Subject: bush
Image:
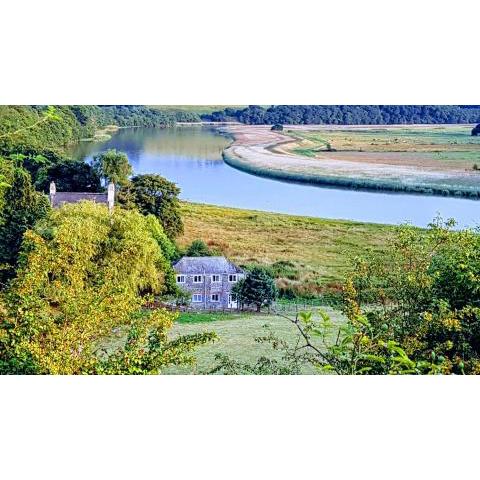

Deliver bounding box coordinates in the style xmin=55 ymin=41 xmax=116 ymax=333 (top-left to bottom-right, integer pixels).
xmin=233 ymin=266 xmax=278 ymax=312
xmin=185 ymin=239 xmax=212 ymax=257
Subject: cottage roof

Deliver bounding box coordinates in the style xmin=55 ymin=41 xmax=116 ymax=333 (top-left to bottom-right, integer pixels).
xmin=51 ymin=192 xmax=108 ymax=208
xmin=173 ymin=256 xmax=244 ymax=275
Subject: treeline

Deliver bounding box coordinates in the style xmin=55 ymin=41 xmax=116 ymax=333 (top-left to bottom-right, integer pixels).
xmin=0 ymin=105 xmax=198 ymax=159
xmin=202 ymin=105 xmax=480 ymax=125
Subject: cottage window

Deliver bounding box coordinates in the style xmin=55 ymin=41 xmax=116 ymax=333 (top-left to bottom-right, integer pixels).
xmin=228 ymin=274 xmax=237 ymax=282
xmin=192 ymin=294 xmax=203 ymax=302
xmin=193 ymin=275 xmax=203 ymax=283
xmin=176 ymin=275 xmax=185 ymax=284
xmin=211 ymin=293 xmax=219 ymax=302
xmin=211 ymin=274 xmax=221 ymax=283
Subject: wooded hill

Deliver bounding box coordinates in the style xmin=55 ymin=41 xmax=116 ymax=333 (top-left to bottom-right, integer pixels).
xmin=202 ymin=105 xmax=480 ymax=125
xmin=0 ymin=105 xmax=199 ymax=159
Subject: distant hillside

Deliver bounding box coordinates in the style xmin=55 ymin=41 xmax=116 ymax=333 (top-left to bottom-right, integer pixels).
xmin=201 ymin=105 xmax=480 ymax=125
xmin=0 ymin=105 xmax=189 ymax=158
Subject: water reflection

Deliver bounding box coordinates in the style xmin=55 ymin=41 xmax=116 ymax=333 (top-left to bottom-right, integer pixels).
xmin=70 ymin=126 xmax=479 ymax=229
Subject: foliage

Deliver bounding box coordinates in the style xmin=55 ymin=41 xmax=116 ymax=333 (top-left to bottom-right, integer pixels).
xmin=0 ymin=105 xmax=180 ymax=160
xmin=233 ymin=266 xmax=278 ymax=312
xmin=212 ymin=218 xmax=480 ymax=375
xmin=185 ymin=239 xmax=212 ymax=257
xmin=0 ymin=166 xmax=50 ymax=285
xmin=119 ymin=174 xmax=184 ymax=239
xmin=92 ymin=149 xmax=132 ymax=187
xmin=171 ymin=288 xmax=192 ymax=308
xmin=35 ymin=158 xmax=102 ymax=193
xmin=472 ymin=124 xmax=480 ymax=136
xmin=204 ymin=105 xmax=480 ymax=125
xmin=340 ymin=218 xmax=480 ymax=373
xmin=0 ymin=202 xmax=214 ymax=374
xmin=0 ymin=105 xmax=86 ymax=159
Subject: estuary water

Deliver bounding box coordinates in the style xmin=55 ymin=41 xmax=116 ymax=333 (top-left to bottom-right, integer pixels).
xmin=71 ymin=126 xmax=479 ymax=228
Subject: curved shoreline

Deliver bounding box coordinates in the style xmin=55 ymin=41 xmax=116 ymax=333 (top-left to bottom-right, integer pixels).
xmin=220 ymin=125 xmax=480 ymax=199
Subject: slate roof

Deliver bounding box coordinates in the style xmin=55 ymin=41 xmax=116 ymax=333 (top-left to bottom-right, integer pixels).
xmin=51 ymin=192 xmax=108 ymax=208
xmin=173 ymin=256 xmax=244 ymax=275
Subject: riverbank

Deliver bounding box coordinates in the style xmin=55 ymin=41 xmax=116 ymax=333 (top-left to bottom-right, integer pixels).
xmin=80 ymin=124 xmax=120 ymax=142
xmin=178 ymin=202 xmax=393 ymax=295
xmin=222 ymin=124 xmax=480 ymax=198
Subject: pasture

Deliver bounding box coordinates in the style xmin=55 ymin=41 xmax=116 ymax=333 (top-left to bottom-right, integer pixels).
xmin=164 ymin=308 xmax=345 ymax=374
xmin=178 ymin=202 xmax=392 ymax=293
xmin=286 ymin=125 xmax=480 ymax=170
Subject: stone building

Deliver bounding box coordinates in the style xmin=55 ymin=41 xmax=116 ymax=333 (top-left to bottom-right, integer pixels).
xmin=49 ymin=182 xmax=115 ymax=212
xmin=173 ymin=256 xmax=245 ymax=309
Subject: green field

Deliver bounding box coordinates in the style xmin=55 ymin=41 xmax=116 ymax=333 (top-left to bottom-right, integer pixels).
xmin=286 ymin=125 xmax=480 ymax=169
xmin=179 ymin=202 xmax=392 ymax=294
xmin=164 ymin=309 xmax=345 ymax=374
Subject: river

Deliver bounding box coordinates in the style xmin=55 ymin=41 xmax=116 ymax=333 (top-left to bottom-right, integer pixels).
xmin=71 ymin=126 xmax=479 ymax=228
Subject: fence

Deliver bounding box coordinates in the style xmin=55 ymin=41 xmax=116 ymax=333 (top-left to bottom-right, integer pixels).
xmin=148 ymin=299 xmax=330 ymax=315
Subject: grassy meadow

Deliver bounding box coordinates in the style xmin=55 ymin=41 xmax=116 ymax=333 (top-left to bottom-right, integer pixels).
xmin=286 ymin=125 xmax=480 ymax=170
xmin=178 ymin=202 xmax=392 ymax=293
xmin=164 ymin=308 xmax=345 ymax=374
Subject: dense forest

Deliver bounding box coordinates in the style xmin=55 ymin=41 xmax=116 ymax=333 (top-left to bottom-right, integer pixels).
xmin=202 ymin=105 xmax=480 ymax=125
xmin=0 ymin=105 xmax=199 ymax=159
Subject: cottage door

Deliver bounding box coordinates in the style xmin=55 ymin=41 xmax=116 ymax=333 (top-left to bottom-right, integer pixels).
xmin=228 ymin=294 xmax=238 ymax=309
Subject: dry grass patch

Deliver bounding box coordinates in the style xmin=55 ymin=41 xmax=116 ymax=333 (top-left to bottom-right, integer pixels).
xmin=178 ymin=202 xmax=392 ymax=288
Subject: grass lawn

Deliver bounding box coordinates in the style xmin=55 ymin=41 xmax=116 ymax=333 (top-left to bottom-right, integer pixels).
xmin=164 ymin=308 xmax=345 ymax=374
xmin=178 ymin=202 xmax=392 ymax=290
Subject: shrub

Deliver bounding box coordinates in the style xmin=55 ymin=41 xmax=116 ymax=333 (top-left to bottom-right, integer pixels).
xmin=233 ymin=266 xmax=278 ymax=312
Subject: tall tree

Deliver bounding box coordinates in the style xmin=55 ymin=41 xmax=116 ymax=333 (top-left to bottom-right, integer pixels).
xmin=92 ymin=149 xmax=132 ymax=186
xmin=119 ymin=174 xmax=184 ymax=239
xmin=35 ymin=159 xmax=102 ymax=192
xmin=233 ymin=266 xmax=278 ymax=312
xmin=0 ymin=166 xmax=49 ymax=285
xmin=0 ymin=202 xmax=214 ymax=374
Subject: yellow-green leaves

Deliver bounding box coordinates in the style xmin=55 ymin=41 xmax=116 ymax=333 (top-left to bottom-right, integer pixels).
xmin=1 ymin=201 xmax=209 ymax=374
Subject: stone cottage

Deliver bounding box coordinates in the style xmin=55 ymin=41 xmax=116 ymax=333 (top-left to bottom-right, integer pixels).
xmin=49 ymin=181 xmax=115 ymax=212
xmin=173 ymin=256 xmax=245 ymax=309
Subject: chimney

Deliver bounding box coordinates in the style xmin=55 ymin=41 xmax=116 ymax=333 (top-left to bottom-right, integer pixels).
xmin=49 ymin=181 xmax=56 ymax=206
xmin=107 ymin=182 xmax=115 ymax=213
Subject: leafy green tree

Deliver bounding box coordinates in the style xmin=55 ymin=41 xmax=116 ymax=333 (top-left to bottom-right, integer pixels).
xmin=35 ymin=159 xmax=102 ymax=192
xmin=0 ymin=166 xmax=50 ymax=285
xmin=215 ymin=218 xmax=480 ymax=375
xmin=118 ymin=174 xmax=184 ymax=239
xmin=343 ymin=218 xmax=480 ymax=373
xmin=92 ymin=149 xmax=132 ymax=186
xmin=185 ymin=239 xmax=212 ymax=257
xmin=0 ymin=202 xmax=215 ymax=374
xmin=472 ymin=124 xmax=480 ymax=136
xmin=233 ymin=266 xmax=278 ymax=312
